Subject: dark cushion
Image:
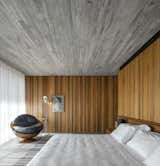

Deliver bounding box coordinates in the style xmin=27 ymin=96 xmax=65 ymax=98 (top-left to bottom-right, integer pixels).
xmin=13 ymin=114 xmax=38 ymax=127
xmin=13 ymin=123 xmax=43 ymax=134
xmin=117 ymin=119 xmax=127 ymax=125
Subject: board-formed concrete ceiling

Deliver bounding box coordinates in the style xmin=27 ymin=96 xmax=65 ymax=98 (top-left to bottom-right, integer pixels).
xmin=0 ymin=0 xmax=160 ymax=75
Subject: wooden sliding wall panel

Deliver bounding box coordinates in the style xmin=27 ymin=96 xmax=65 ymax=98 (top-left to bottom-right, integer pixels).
xmin=47 ymin=77 xmax=56 ymax=132
xmin=139 ymin=49 xmax=153 ymax=121
xmin=82 ymin=77 xmax=86 ymax=132
xmin=68 ymin=77 xmax=73 ymax=132
xmin=118 ymin=37 xmax=160 ymax=123
xmin=128 ymin=57 xmax=140 ymax=118
xmin=101 ymin=77 xmax=107 ymax=132
xmin=85 ymin=77 xmax=90 ymax=132
xmin=118 ymin=70 xmax=125 ymax=116
xmin=54 ymin=76 xmax=73 ymax=132
xmin=90 ymin=77 xmax=95 ymax=132
xmin=64 ymin=77 xmax=72 ymax=132
xmin=152 ymin=39 xmax=160 ymax=123
xmin=97 ymin=77 xmax=102 ymax=131
xmin=107 ymin=77 xmax=115 ymax=129
xmin=26 ymin=76 xmax=117 ymax=133
xmin=25 ymin=77 xmax=43 ymax=119
xmin=113 ymin=77 xmax=118 ymax=123
xmin=118 ymin=57 xmax=140 ymax=119
xmin=140 ymin=38 xmax=160 ymax=122
xmin=25 ymin=77 xmax=31 ymax=114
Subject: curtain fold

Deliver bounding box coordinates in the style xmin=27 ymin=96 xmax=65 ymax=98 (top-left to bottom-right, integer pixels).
xmin=0 ymin=61 xmax=25 ymax=144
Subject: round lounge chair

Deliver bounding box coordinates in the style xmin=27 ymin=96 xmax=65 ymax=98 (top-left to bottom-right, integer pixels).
xmin=10 ymin=114 xmax=43 ymax=143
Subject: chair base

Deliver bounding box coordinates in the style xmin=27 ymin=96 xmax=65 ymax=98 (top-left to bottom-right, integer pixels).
xmin=19 ymin=137 xmax=40 ymax=144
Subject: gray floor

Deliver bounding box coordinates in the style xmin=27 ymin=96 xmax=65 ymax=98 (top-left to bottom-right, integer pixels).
xmin=0 ymin=134 xmax=52 ymax=166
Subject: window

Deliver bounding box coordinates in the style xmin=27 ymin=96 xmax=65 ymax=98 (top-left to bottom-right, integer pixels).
xmin=0 ymin=61 xmax=25 ymax=144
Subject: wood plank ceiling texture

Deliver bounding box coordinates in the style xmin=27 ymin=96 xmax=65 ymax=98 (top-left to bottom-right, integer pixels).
xmin=0 ymin=0 xmax=159 ymax=76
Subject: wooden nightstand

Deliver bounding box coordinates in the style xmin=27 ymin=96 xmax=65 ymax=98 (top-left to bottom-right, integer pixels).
xmin=105 ymin=128 xmax=113 ymax=134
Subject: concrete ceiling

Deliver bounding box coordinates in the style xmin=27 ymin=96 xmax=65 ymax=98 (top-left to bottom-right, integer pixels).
xmin=0 ymin=0 xmax=159 ymax=75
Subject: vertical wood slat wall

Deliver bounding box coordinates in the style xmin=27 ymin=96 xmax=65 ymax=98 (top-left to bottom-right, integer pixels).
xmin=118 ymin=37 xmax=160 ymax=123
xmin=26 ymin=76 xmax=117 ymax=133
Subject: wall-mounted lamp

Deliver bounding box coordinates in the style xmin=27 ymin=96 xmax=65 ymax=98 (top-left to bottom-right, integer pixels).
xmin=42 ymin=96 xmax=52 ymax=104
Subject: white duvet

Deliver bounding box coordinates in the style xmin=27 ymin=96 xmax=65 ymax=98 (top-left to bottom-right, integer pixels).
xmin=27 ymin=134 xmax=145 ymax=166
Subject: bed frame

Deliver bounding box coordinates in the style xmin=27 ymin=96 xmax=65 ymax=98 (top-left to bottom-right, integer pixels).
xmin=118 ymin=116 xmax=160 ymax=133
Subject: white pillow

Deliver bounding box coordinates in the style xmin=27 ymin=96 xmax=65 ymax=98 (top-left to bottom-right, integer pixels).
xmin=111 ymin=124 xmax=136 ymax=144
xmin=127 ymin=130 xmax=160 ymax=159
xmin=143 ymin=145 xmax=160 ymax=166
xmin=136 ymin=124 xmax=151 ymax=132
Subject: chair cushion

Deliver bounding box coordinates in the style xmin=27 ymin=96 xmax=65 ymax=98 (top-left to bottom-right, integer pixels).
xmin=13 ymin=123 xmax=43 ymax=134
xmin=13 ymin=114 xmax=38 ymax=127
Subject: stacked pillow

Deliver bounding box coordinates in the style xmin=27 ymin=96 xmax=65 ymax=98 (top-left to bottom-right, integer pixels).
xmin=111 ymin=123 xmax=150 ymax=144
xmin=111 ymin=124 xmax=136 ymax=144
xmin=126 ymin=130 xmax=160 ymax=158
xmin=111 ymin=123 xmax=160 ymax=166
xmin=127 ymin=131 xmax=160 ymax=166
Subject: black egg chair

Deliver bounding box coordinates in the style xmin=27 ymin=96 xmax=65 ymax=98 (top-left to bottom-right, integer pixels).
xmin=10 ymin=114 xmax=43 ymax=143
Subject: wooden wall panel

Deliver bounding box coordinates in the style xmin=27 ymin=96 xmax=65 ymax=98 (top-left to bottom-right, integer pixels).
xmin=139 ymin=38 xmax=160 ymax=122
xmin=118 ymin=37 xmax=160 ymax=123
xmin=26 ymin=76 xmax=117 ymax=133
xmin=118 ymin=57 xmax=140 ymax=118
xmin=47 ymin=77 xmax=56 ymax=132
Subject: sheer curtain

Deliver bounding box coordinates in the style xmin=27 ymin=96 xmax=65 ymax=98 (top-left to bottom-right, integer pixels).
xmin=0 ymin=61 xmax=25 ymax=144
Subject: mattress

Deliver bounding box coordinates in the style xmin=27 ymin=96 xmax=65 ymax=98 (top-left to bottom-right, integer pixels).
xmin=27 ymin=134 xmax=145 ymax=166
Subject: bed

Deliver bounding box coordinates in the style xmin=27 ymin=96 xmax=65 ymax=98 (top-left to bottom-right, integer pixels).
xmin=27 ymin=133 xmax=144 ymax=166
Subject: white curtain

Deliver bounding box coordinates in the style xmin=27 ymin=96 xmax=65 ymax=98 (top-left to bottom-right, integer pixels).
xmin=0 ymin=61 xmax=25 ymax=144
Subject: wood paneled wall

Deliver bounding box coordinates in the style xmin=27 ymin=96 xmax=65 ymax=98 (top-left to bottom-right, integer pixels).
xmin=26 ymin=76 xmax=117 ymax=133
xmin=118 ymin=37 xmax=160 ymax=123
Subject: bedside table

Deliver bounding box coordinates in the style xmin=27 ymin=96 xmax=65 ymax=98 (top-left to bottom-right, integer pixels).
xmin=105 ymin=128 xmax=112 ymax=134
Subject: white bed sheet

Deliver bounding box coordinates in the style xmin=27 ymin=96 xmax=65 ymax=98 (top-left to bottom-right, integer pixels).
xmin=27 ymin=134 xmax=145 ymax=166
